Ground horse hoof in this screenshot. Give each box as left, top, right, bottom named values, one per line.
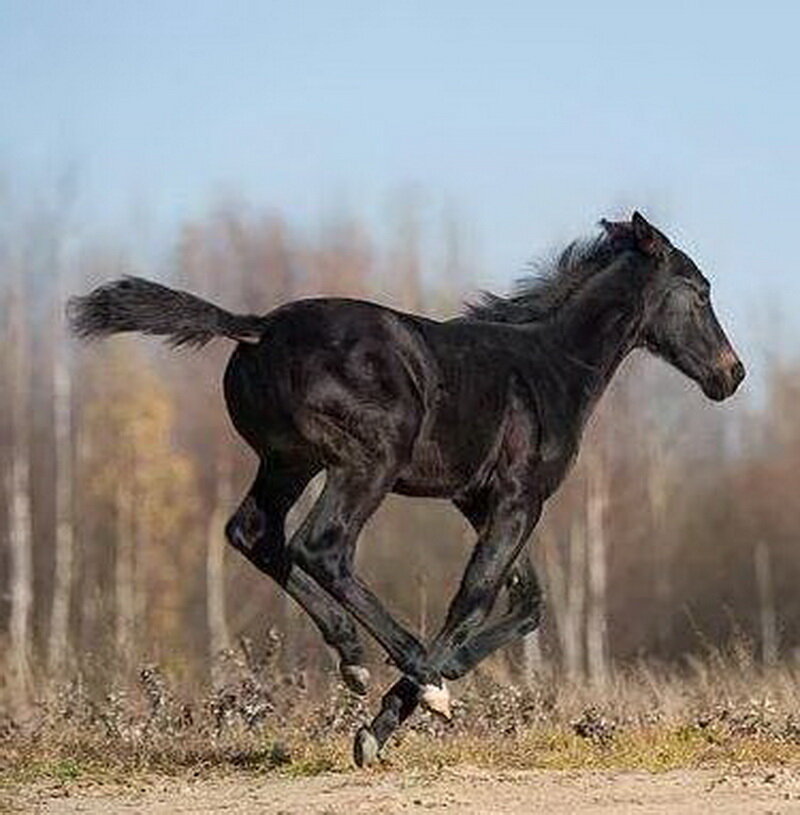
left=420, top=681, right=452, bottom=720
left=340, top=664, right=370, bottom=695
left=353, top=726, right=380, bottom=767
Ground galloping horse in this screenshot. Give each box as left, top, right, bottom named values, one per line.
left=69, top=212, right=744, bottom=765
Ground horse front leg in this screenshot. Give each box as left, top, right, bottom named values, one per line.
left=289, top=464, right=437, bottom=689
left=354, top=493, right=541, bottom=765
left=356, top=551, right=543, bottom=762
left=426, top=497, right=540, bottom=678
left=353, top=375, right=542, bottom=765
left=440, top=546, right=543, bottom=679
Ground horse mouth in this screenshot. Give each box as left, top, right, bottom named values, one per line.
left=702, top=379, right=729, bottom=402
left=702, top=364, right=745, bottom=401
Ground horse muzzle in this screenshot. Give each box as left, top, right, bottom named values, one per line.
left=705, top=351, right=745, bottom=401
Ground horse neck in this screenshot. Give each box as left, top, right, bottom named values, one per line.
left=540, top=254, right=648, bottom=424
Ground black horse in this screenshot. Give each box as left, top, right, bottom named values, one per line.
left=68, top=212, right=744, bottom=765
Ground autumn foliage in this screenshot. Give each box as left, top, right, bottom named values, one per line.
left=0, top=198, right=796, bottom=714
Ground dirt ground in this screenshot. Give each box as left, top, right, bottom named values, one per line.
left=10, top=766, right=800, bottom=815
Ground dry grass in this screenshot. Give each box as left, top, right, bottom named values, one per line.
left=3, top=642, right=800, bottom=798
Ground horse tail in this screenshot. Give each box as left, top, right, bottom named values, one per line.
left=67, top=276, right=267, bottom=348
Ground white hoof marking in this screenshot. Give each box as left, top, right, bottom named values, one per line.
left=420, top=682, right=452, bottom=720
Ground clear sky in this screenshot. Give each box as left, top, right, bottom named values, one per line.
left=2, top=1, right=798, bottom=372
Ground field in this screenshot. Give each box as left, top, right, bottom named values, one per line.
left=4, top=649, right=800, bottom=813
left=13, top=767, right=800, bottom=814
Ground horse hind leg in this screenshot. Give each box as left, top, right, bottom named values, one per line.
left=289, top=463, right=436, bottom=687
left=225, top=462, right=370, bottom=695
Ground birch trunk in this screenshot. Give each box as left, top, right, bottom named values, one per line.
left=115, top=482, right=135, bottom=673
left=7, top=280, right=34, bottom=706
left=391, top=192, right=423, bottom=312
left=207, top=450, right=231, bottom=670
left=521, top=628, right=543, bottom=684
left=541, top=529, right=569, bottom=674
left=647, top=432, right=673, bottom=652
left=564, top=517, right=586, bottom=682
left=48, top=294, right=74, bottom=677
left=417, top=567, right=428, bottom=640
left=754, top=540, right=778, bottom=666
left=586, top=452, right=609, bottom=688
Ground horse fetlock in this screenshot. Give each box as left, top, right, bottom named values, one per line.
left=326, top=631, right=364, bottom=669
left=439, top=655, right=468, bottom=681
left=340, top=663, right=370, bottom=695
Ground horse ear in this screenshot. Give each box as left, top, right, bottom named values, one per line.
left=631, top=211, right=665, bottom=257
left=600, top=218, right=631, bottom=241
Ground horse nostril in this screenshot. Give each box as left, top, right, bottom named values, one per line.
left=730, top=360, right=745, bottom=386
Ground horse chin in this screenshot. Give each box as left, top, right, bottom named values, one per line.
left=700, top=375, right=731, bottom=402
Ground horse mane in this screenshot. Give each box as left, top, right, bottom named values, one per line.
left=465, top=226, right=637, bottom=324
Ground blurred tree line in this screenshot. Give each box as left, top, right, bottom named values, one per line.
left=1, top=188, right=798, bottom=708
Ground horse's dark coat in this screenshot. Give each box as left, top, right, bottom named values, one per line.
left=68, top=212, right=744, bottom=761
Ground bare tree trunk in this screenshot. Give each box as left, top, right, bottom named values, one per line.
left=521, top=628, right=543, bottom=685
left=543, top=520, right=586, bottom=681
left=647, top=432, right=673, bottom=653
left=541, top=528, right=568, bottom=675
left=754, top=540, right=778, bottom=666
left=114, top=482, right=135, bottom=674
left=48, top=294, right=74, bottom=677
left=75, top=422, right=99, bottom=667
left=390, top=190, right=423, bottom=312
left=417, top=568, right=428, bottom=640
left=585, top=452, right=609, bottom=688
left=564, top=517, right=586, bottom=682
left=207, top=449, right=231, bottom=672
left=7, top=281, right=34, bottom=707
left=133, top=490, right=149, bottom=654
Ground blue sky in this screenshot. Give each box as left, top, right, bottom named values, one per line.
left=2, top=1, right=798, bottom=371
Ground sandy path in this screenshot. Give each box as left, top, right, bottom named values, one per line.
left=13, top=767, right=800, bottom=814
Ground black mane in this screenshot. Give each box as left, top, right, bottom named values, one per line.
left=466, top=228, right=637, bottom=324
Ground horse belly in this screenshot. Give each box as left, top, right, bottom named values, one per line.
left=393, top=439, right=465, bottom=497
left=393, top=412, right=499, bottom=497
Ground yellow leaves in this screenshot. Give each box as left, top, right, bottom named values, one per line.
left=78, top=337, right=201, bottom=654
left=81, top=339, right=197, bottom=521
